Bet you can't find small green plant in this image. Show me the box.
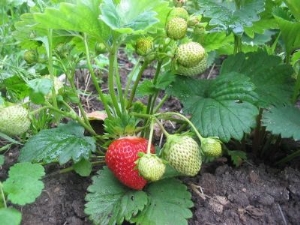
[1,0,300,224]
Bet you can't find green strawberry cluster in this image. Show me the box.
[0,105,31,136]
[164,6,208,77]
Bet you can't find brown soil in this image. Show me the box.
[2,148,300,225]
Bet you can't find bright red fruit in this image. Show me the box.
[105,136,155,190]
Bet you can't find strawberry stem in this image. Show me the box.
[155,112,205,143]
[146,118,155,154]
[83,34,112,119]
[154,118,170,138]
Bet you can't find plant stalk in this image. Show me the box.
[108,44,123,116]
[83,34,112,118]
[127,60,150,109]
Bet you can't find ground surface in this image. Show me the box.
[1,54,300,225]
[1,149,300,225]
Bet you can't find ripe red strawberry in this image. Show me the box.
[105,136,155,190]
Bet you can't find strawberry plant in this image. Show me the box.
[0,0,300,224]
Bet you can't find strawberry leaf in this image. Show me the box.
[273,16,300,56]
[130,178,193,225]
[283,0,300,21]
[198,0,264,34]
[85,167,148,225]
[0,208,22,225]
[220,52,294,107]
[73,158,92,177]
[136,79,157,97]
[2,162,44,205]
[262,105,300,140]
[100,0,168,34]
[27,78,53,104]
[155,71,176,90]
[19,121,96,164]
[167,73,259,142]
[33,0,111,42]
[227,150,248,167]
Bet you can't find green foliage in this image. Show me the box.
[0,208,22,225]
[220,52,294,106]
[73,158,92,177]
[168,51,295,141]
[273,16,300,57]
[283,0,300,21]
[2,162,44,205]
[85,167,148,225]
[33,0,111,42]
[100,0,159,34]
[262,105,300,140]
[27,77,53,104]
[85,167,193,225]
[227,150,248,167]
[198,0,264,35]
[168,72,259,141]
[130,179,193,225]
[19,121,96,164]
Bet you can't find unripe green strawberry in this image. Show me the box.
[194,25,206,36]
[166,17,188,40]
[167,7,189,21]
[95,42,107,54]
[24,50,38,64]
[135,37,153,56]
[201,137,222,158]
[136,153,166,182]
[162,135,201,176]
[188,16,200,27]
[0,105,31,136]
[176,42,206,67]
[176,54,207,76]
